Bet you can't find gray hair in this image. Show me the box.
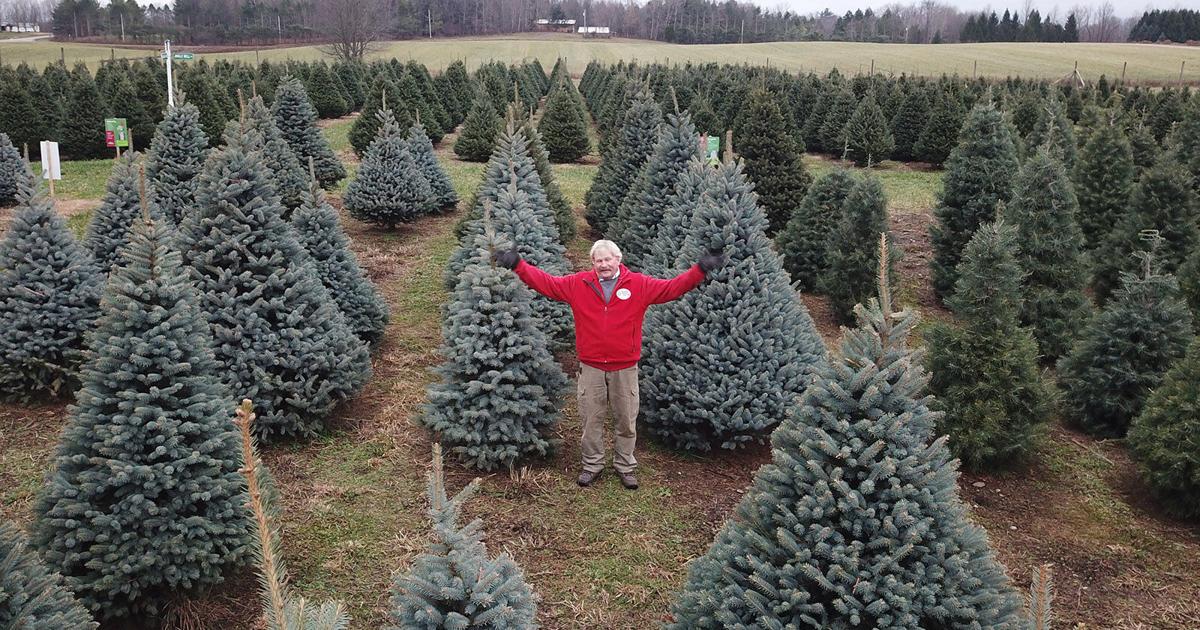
[590,239,622,260]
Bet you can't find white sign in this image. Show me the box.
[39,141,61,180]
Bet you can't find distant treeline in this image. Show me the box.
[1128,9,1200,43]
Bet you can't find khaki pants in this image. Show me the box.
[577,363,639,474]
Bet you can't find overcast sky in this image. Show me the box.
[763,0,1173,19]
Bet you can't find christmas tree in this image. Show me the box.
[0,81,42,155]
[349,76,404,157]
[930,102,1020,298]
[819,172,894,322]
[891,86,930,161]
[1026,93,1078,171]
[643,157,716,276]
[105,74,154,151]
[1091,155,1199,303]
[641,159,827,451]
[176,123,371,441]
[1000,149,1091,362]
[521,118,575,243]
[344,107,434,227]
[453,88,502,162]
[31,215,249,621]
[1128,336,1200,519]
[423,227,568,471]
[1073,118,1135,252]
[408,121,458,211]
[584,87,662,234]
[83,151,161,271]
[273,77,345,188]
[1060,246,1193,438]
[610,111,702,267]
[817,86,857,156]
[438,60,474,126]
[0,521,97,629]
[386,445,538,628]
[668,252,1025,628]
[0,184,103,401]
[776,168,857,291]
[145,100,210,225]
[841,91,895,167]
[293,173,389,348]
[926,222,1051,470]
[914,90,965,166]
[0,132,32,206]
[243,93,308,213]
[1168,100,1200,193]
[732,88,811,235]
[304,62,349,119]
[539,79,590,162]
[60,65,106,159]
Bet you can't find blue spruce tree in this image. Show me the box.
[0,521,97,629]
[668,252,1026,628]
[0,132,32,206]
[387,445,538,628]
[293,172,390,348]
[0,183,103,401]
[408,120,458,211]
[584,87,662,234]
[344,107,434,227]
[31,215,250,621]
[642,157,717,276]
[244,93,308,213]
[273,77,345,189]
[176,121,371,441]
[83,151,161,271]
[145,100,209,225]
[641,159,827,451]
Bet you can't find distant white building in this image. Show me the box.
[0,22,40,33]
[534,18,577,33]
[578,26,612,38]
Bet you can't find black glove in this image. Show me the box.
[698,249,726,273]
[493,247,521,270]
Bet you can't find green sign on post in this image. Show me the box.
[159,51,194,60]
[705,135,720,165]
[105,118,129,148]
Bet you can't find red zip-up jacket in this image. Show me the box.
[513,260,706,371]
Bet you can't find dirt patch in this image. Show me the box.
[0,198,98,232]
[889,210,950,322]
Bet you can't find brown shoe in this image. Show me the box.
[618,472,639,490]
[577,470,601,487]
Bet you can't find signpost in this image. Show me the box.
[702,134,720,166]
[161,40,194,108]
[39,140,61,197]
[105,118,129,158]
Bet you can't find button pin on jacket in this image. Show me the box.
[616,288,632,300]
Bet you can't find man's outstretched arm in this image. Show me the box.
[494,247,573,303]
[644,250,727,304]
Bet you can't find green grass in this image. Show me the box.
[5,35,1200,82]
[41,157,115,201]
[323,118,354,154]
[805,156,942,215]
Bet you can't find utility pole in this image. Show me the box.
[429,7,433,38]
[119,13,125,42]
[740,19,745,44]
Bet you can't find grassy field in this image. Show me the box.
[4,34,1200,83]
[3,114,1199,629]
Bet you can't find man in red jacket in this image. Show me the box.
[495,239,724,490]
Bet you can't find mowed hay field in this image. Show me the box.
[4,34,1200,82]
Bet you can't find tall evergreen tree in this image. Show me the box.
[930,103,1020,298]
[643,158,716,276]
[243,94,308,213]
[106,74,154,152]
[293,175,389,348]
[641,160,827,451]
[408,121,458,211]
[453,88,502,162]
[350,76,404,157]
[60,65,106,159]
[176,123,371,441]
[386,445,538,628]
[273,77,345,188]
[1091,155,1199,303]
[585,88,662,234]
[914,91,965,166]
[0,81,42,154]
[611,111,702,266]
[891,86,931,161]
[145,100,210,225]
[395,70,445,145]
[31,216,250,621]
[1026,94,1078,171]
[1168,100,1200,194]
[439,60,474,125]
[83,151,161,271]
[539,80,590,162]
[0,521,97,629]
[304,62,348,119]
[776,169,857,292]
[1128,336,1200,519]
[817,86,857,155]
[1074,119,1135,251]
[1001,149,1091,361]
[1060,250,1193,438]
[819,173,894,321]
[423,227,568,471]
[841,92,895,166]
[927,222,1051,470]
[733,88,811,235]
[0,132,32,206]
[668,269,1025,628]
[0,184,103,401]
[344,108,433,227]
[521,119,575,243]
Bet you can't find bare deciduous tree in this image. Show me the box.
[319,0,387,61]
